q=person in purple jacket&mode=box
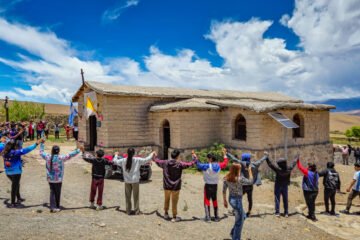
[297,158,319,221]
[153,149,196,223]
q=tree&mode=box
[345,126,360,138]
[0,100,45,122]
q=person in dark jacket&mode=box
[153,149,196,223]
[354,147,360,164]
[82,148,113,210]
[297,159,319,221]
[227,152,268,217]
[318,162,341,215]
[266,155,298,217]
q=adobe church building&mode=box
[72,81,335,166]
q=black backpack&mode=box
[327,170,340,189]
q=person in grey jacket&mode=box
[113,148,155,215]
[227,152,268,217]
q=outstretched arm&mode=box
[153,158,167,169]
[138,152,155,165]
[14,139,41,156]
[227,153,241,163]
[296,159,308,176]
[82,152,95,164]
[59,148,80,162]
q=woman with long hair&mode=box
[39,142,81,212]
[113,148,155,215]
[2,138,42,207]
[223,163,253,240]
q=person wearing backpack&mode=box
[318,162,341,215]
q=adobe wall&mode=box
[260,109,330,149]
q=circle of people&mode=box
[0,121,79,143]
[0,133,360,240]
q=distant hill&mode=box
[0,100,68,115]
[330,112,360,133]
[312,97,360,112]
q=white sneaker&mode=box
[164,213,170,220]
[96,205,105,211]
[275,213,280,217]
[171,217,181,223]
[53,208,61,213]
[90,202,96,209]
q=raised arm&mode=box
[59,148,80,162]
[0,143,4,153]
[39,142,50,160]
[289,154,299,170]
[112,154,126,166]
[252,152,269,169]
[266,157,280,172]
[227,152,241,163]
[296,159,308,176]
[14,140,41,156]
[138,152,155,165]
[218,148,229,170]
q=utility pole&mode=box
[4,96,9,122]
[81,68,85,85]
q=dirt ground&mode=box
[0,142,359,240]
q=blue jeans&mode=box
[229,196,246,240]
[275,183,288,214]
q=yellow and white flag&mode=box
[86,96,96,118]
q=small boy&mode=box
[194,148,228,222]
[318,162,341,215]
[81,149,113,210]
[341,162,360,214]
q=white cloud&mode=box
[102,0,139,23]
[0,0,360,103]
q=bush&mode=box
[345,126,360,138]
[194,142,225,163]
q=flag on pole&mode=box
[86,97,96,118]
[68,102,78,126]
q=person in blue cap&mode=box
[227,152,268,217]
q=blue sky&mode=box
[0,0,360,104]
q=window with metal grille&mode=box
[234,114,246,141]
[293,113,304,138]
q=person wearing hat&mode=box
[297,158,319,221]
[39,141,81,212]
[81,148,113,210]
[227,152,269,217]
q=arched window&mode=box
[293,113,304,138]
[234,114,246,141]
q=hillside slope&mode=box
[330,112,360,132]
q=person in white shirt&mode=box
[341,162,360,214]
[112,148,155,215]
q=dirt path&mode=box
[0,143,358,240]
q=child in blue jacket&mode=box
[194,148,229,222]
